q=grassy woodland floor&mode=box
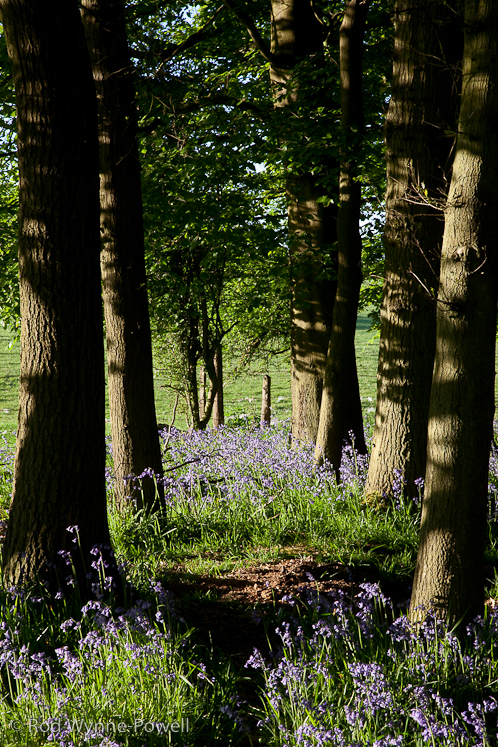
[0,317,498,745]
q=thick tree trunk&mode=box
[270,0,337,446]
[410,0,498,626]
[212,343,224,428]
[287,178,337,445]
[314,0,369,473]
[1,0,112,590]
[365,0,461,502]
[81,0,164,512]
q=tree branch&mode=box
[161,5,226,64]
[131,5,226,64]
[221,0,284,67]
[137,95,268,133]
[174,94,266,115]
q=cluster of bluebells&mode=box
[0,431,14,475]
[0,574,210,747]
[157,422,341,508]
[338,431,370,489]
[0,431,15,538]
[244,584,498,746]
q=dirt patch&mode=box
[164,557,412,662]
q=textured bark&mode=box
[410,0,498,626]
[314,0,369,473]
[212,344,225,428]
[1,0,112,589]
[365,0,461,502]
[81,0,164,512]
[270,0,337,445]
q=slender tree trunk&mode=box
[365,0,461,503]
[270,0,337,446]
[314,0,369,473]
[180,293,218,430]
[81,0,164,512]
[212,343,224,428]
[410,0,498,626]
[1,0,112,590]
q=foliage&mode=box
[0,26,19,335]
[130,0,392,405]
[134,0,292,415]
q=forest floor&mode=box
[2,315,498,745]
[162,554,414,666]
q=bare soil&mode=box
[164,556,412,663]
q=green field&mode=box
[0,312,380,439]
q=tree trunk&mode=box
[365,0,461,503]
[212,343,224,428]
[410,0,498,626]
[270,0,337,446]
[1,0,112,590]
[314,0,369,473]
[81,0,164,512]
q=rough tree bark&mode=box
[226,0,367,448]
[409,0,498,626]
[270,0,337,445]
[0,0,112,589]
[81,0,164,512]
[314,0,369,473]
[365,0,461,502]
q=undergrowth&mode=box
[0,422,496,745]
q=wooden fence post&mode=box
[261,374,271,426]
[199,366,206,419]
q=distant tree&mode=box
[82,0,164,511]
[267,0,338,446]
[0,0,112,588]
[225,0,390,447]
[126,0,289,428]
[314,0,369,472]
[410,0,498,626]
[365,0,461,503]
[144,165,286,429]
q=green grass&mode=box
[0,419,497,745]
[0,329,19,440]
[111,468,419,589]
[0,310,381,437]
